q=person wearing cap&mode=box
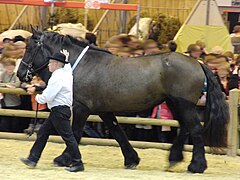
[20,49,84,172]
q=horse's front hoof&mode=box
[124,158,140,169]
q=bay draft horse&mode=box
[17,28,229,173]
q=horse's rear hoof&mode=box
[187,162,207,173]
[124,163,138,169]
[169,161,178,167]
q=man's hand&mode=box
[60,49,69,62]
[27,87,36,95]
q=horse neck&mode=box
[38,68,51,84]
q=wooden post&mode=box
[227,89,240,156]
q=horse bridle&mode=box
[21,34,50,82]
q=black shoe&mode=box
[65,164,84,172]
[20,157,37,168]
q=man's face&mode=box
[48,59,58,72]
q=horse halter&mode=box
[21,34,49,82]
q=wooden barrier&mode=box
[0,109,180,127]
[0,87,238,156]
[227,89,240,157]
[0,132,227,155]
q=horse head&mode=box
[17,27,54,82]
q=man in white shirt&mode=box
[20,50,84,172]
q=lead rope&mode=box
[29,102,39,137]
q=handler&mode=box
[20,50,84,172]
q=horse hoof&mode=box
[169,161,178,167]
[124,157,140,169]
[124,163,138,169]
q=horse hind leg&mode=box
[165,99,189,166]
[99,112,140,169]
[167,97,207,173]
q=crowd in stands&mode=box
[0,27,239,145]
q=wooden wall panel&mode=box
[0,0,198,46]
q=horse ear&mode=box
[30,25,41,38]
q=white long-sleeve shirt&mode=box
[35,64,73,109]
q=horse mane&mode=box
[65,35,112,54]
[42,31,111,54]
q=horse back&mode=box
[73,52,205,112]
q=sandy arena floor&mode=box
[0,139,240,180]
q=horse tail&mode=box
[200,63,229,147]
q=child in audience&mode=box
[21,75,47,134]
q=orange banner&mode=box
[0,0,138,11]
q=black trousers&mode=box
[28,105,81,166]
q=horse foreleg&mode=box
[53,102,90,167]
[99,113,140,169]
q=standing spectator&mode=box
[0,58,21,132]
[21,75,48,135]
[151,102,177,143]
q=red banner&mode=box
[0,0,23,2]
[0,0,138,11]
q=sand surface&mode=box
[0,139,240,180]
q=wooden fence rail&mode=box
[0,87,239,156]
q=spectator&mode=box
[167,40,177,52]
[195,40,208,59]
[230,25,240,38]
[0,58,21,132]
[21,75,48,135]
[143,39,161,55]
[185,44,203,62]
[151,102,177,143]
[85,32,97,46]
[1,36,26,72]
